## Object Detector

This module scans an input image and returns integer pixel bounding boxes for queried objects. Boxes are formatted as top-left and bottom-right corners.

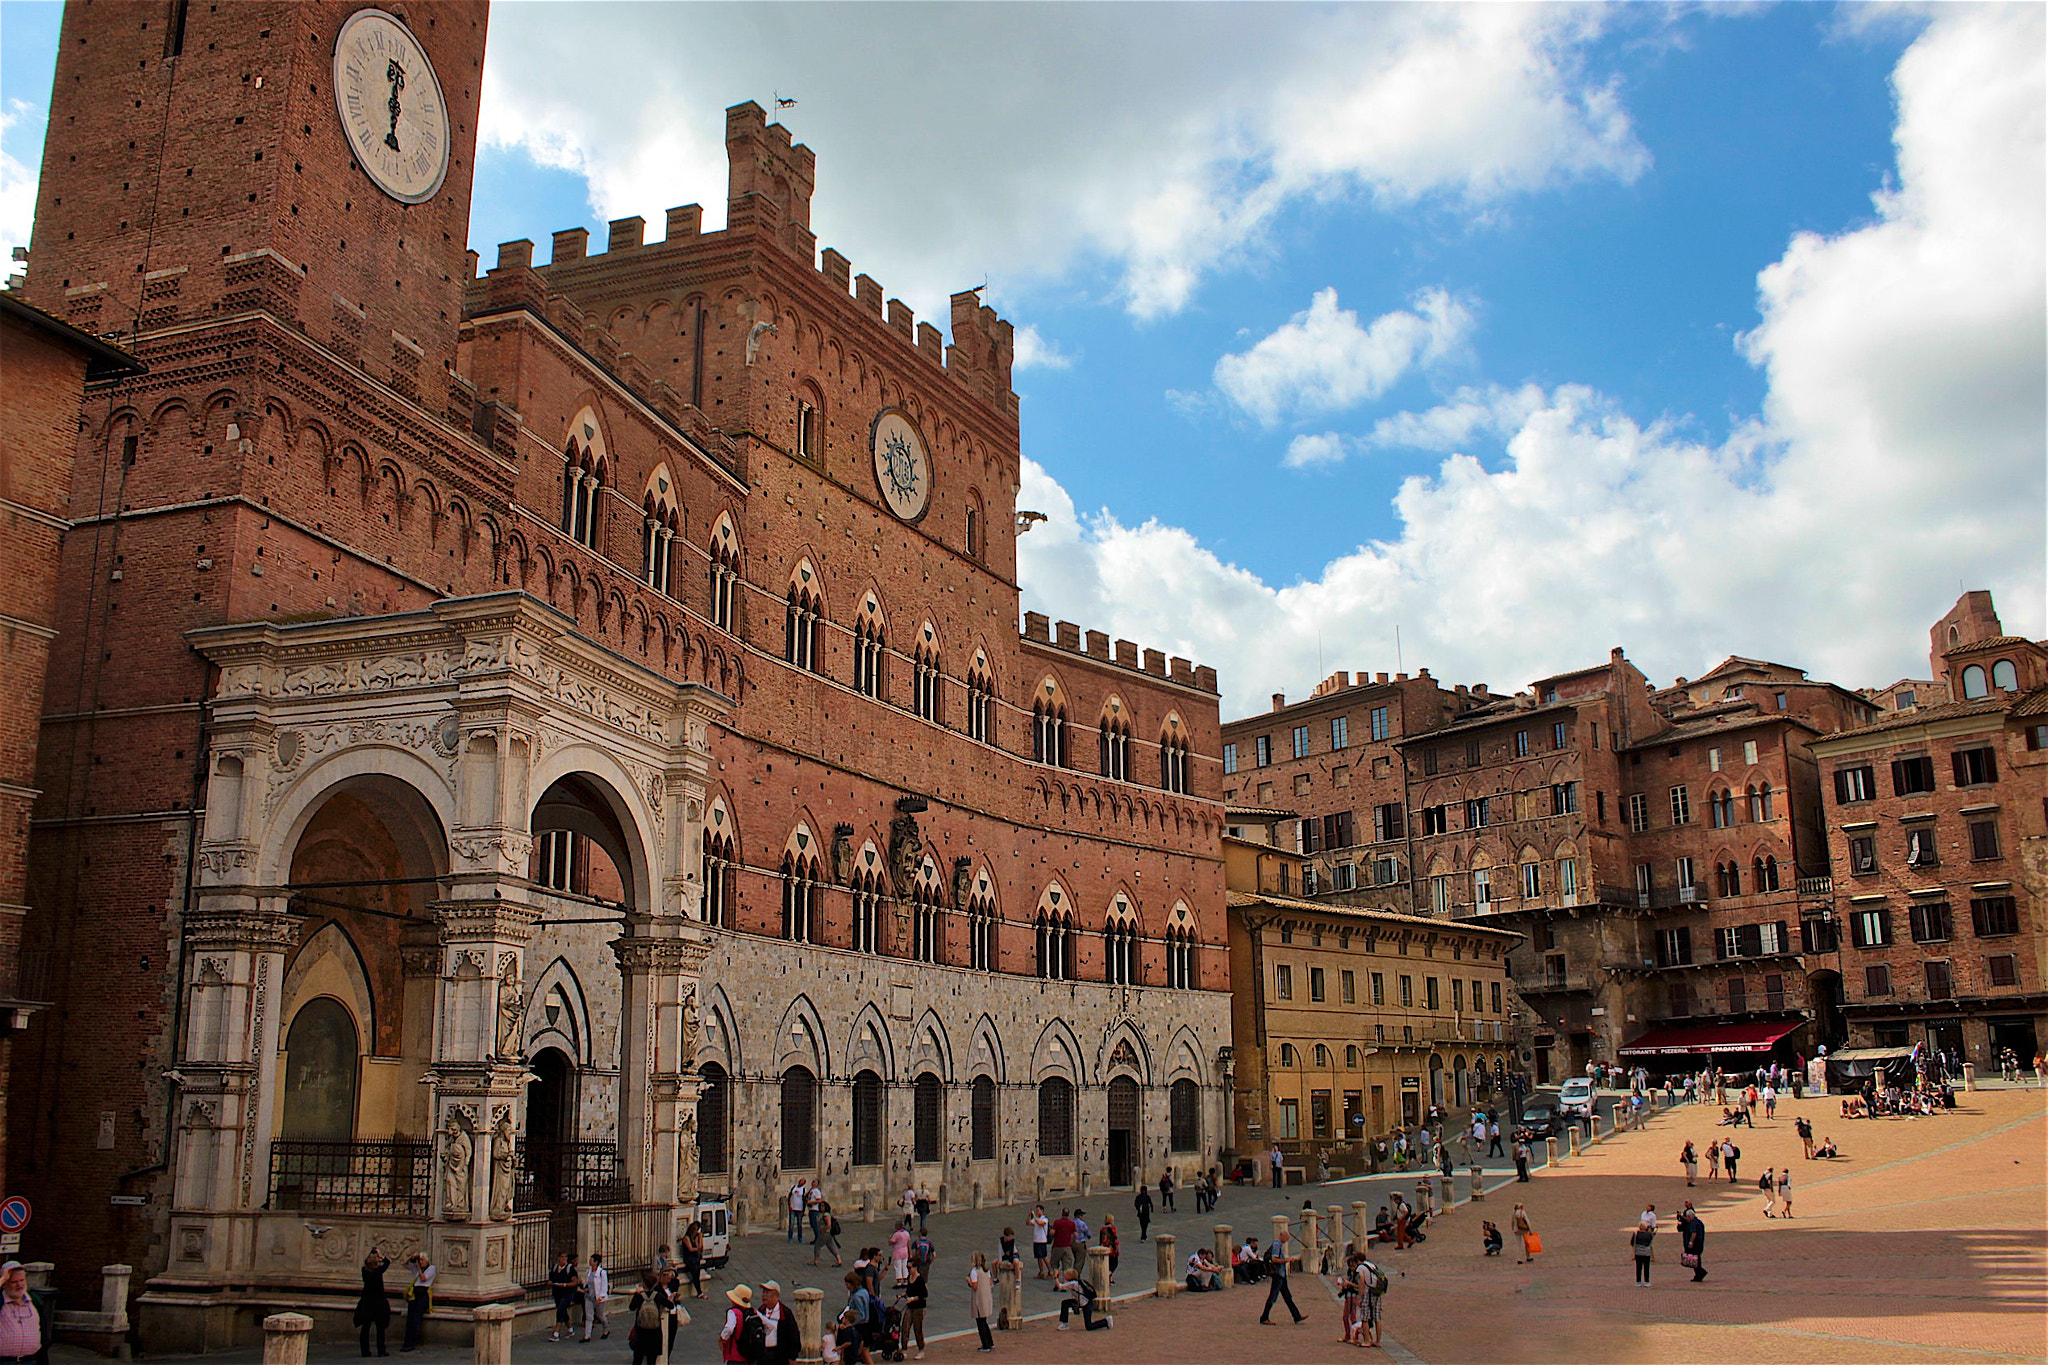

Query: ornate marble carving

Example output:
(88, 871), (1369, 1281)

(440, 1112), (474, 1218)
(495, 958), (525, 1059)
(488, 1109), (517, 1221)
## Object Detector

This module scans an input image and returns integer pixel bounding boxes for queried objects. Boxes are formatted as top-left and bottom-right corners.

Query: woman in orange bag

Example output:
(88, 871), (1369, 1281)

(1512, 1204), (1542, 1263)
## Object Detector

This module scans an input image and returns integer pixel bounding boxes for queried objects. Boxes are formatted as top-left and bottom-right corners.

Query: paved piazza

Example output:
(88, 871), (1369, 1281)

(915, 1086), (2048, 1365)
(56, 1085), (2044, 1364)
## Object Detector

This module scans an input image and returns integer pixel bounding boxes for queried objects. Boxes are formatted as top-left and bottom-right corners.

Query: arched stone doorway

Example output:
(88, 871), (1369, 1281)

(1106, 1076), (1140, 1187)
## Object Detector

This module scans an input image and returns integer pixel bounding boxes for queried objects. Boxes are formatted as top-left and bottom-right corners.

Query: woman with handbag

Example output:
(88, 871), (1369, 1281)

(1511, 1204), (1541, 1263)
(812, 1198), (844, 1268)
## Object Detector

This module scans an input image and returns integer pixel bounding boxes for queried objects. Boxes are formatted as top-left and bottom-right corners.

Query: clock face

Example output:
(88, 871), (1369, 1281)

(332, 10), (451, 205)
(871, 409), (931, 523)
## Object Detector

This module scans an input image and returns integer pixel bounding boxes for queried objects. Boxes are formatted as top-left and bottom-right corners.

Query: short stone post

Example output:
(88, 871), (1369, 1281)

(1300, 1208), (1320, 1273)
(1612, 1102), (1627, 1133)
(1469, 1166), (1486, 1201)
(997, 1258), (1023, 1329)
(20, 1264), (51, 1292)
(1270, 1214), (1290, 1268)
(1154, 1233), (1178, 1298)
(1326, 1206), (1345, 1257)
(1085, 1245), (1112, 1301)
(793, 1287), (824, 1365)
(1213, 1225), (1233, 1291)
(1437, 1173), (1454, 1212)
(100, 1264), (134, 1331)
(1963, 1063), (1978, 1091)
(1545, 1136), (1559, 1167)
(1352, 1201), (1371, 1250)
(261, 1313), (312, 1365)
(1568, 1126), (1582, 1157)
(472, 1304), (515, 1365)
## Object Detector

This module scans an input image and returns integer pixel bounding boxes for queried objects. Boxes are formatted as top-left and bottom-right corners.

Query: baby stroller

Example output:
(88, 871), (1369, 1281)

(866, 1301), (906, 1362)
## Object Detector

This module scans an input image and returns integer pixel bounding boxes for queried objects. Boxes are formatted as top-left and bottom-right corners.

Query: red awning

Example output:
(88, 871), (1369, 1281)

(1617, 1020), (1800, 1058)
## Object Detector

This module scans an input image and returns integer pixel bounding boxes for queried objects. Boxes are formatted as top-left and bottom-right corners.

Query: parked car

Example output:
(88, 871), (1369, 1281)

(1557, 1077), (1596, 1117)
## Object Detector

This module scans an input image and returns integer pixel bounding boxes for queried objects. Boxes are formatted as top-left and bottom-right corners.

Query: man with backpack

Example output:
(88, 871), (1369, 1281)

(627, 1272), (675, 1365)
(1723, 1140), (1741, 1184)
(1053, 1266), (1110, 1331)
(1257, 1228), (1306, 1325)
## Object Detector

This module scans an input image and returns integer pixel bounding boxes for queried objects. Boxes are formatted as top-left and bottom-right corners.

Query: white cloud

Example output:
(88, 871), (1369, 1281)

(1214, 288), (1474, 427)
(475, 4), (1646, 325)
(1366, 383), (1548, 453)
(1283, 433), (1351, 470)
(0, 100), (40, 271)
(1021, 5), (2044, 716)
(1011, 324), (1075, 373)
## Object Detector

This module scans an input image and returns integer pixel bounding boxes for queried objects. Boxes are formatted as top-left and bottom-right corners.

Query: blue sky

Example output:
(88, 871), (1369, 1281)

(3, 3), (2040, 714)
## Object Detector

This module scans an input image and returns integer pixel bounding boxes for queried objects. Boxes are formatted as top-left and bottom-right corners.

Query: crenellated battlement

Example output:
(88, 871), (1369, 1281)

(463, 102), (1017, 421)
(1021, 611), (1219, 695)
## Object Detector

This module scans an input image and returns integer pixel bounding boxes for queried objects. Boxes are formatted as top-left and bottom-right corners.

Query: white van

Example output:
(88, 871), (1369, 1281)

(691, 1198), (732, 1269)
(1557, 1077), (1596, 1117)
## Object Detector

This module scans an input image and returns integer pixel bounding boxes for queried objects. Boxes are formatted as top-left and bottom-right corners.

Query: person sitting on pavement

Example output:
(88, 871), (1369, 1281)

(1234, 1239), (1265, 1283)
(1482, 1221), (1504, 1256)
(1814, 1136), (1840, 1158)
(1185, 1248), (1224, 1292)
(1372, 1207), (1396, 1245)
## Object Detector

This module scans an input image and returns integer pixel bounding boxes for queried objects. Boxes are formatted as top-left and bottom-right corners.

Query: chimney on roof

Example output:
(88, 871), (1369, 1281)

(1271, 693), (1286, 712)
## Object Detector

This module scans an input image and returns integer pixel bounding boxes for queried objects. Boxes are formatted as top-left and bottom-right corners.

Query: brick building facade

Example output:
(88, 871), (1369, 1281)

(11, 0), (1228, 1346)
(1811, 598), (2047, 1065)
(0, 294), (142, 1185)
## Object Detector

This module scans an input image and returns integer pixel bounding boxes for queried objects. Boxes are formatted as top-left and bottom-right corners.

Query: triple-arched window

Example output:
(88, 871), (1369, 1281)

(786, 579), (823, 673)
(1103, 898), (1141, 986)
(1036, 908), (1075, 981)
(561, 434), (605, 551)
(641, 469), (679, 594)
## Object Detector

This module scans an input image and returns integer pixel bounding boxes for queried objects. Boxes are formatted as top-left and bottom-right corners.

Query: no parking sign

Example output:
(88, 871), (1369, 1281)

(0, 1197), (29, 1233)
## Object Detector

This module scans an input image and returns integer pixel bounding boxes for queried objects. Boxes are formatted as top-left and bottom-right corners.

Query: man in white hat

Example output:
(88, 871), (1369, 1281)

(757, 1282), (797, 1362)
(0, 1263), (40, 1365)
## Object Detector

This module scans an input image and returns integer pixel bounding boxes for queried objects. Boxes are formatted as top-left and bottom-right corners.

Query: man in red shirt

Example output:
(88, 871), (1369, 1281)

(1050, 1210), (1078, 1279)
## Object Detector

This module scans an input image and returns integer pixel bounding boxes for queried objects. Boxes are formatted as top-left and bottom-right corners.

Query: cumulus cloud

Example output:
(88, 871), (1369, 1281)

(1283, 433), (1351, 470)
(476, 4), (1646, 325)
(0, 100), (40, 270)
(1214, 288), (1474, 427)
(1012, 324), (1075, 373)
(1022, 5), (2044, 716)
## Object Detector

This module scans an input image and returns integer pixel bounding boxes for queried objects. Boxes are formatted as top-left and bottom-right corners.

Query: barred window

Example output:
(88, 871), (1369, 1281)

(971, 1076), (997, 1161)
(1166, 1079), (1199, 1154)
(780, 1067), (817, 1170)
(913, 1074), (943, 1165)
(696, 1063), (729, 1174)
(1037, 1077), (1074, 1158)
(851, 1070), (884, 1167)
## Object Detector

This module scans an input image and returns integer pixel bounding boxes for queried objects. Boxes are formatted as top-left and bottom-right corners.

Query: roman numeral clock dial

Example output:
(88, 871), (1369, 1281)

(333, 9), (450, 204)
(871, 409), (932, 524)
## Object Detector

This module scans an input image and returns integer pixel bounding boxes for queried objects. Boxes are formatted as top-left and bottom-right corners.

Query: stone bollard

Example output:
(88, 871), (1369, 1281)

(1326, 1207), (1345, 1259)
(261, 1313), (312, 1365)
(100, 1264), (134, 1331)
(1545, 1136), (1558, 1167)
(1352, 1202), (1371, 1252)
(1155, 1233), (1178, 1298)
(1612, 1102), (1627, 1134)
(1470, 1166), (1486, 1201)
(1437, 1173), (1454, 1212)
(1086, 1245), (1113, 1302)
(793, 1287), (824, 1365)
(1301, 1209), (1320, 1274)
(1270, 1214), (1291, 1269)
(1963, 1063), (1978, 1092)
(1213, 1226), (1233, 1292)
(997, 1258), (1023, 1330)
(472, 1304), (515, 1365)
(1568, 1126), (1583, 1157)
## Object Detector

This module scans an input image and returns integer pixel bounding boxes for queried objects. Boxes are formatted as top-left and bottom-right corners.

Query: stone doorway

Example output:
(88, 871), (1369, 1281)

(1106, 1076), (1139, 1187)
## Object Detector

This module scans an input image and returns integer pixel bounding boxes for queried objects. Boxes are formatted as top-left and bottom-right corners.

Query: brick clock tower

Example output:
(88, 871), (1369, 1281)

(15, 0), (490, 1325)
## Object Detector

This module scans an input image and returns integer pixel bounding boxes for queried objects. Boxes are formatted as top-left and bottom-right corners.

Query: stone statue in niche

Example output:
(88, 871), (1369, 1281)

(678, 1108), (699, 1189)
(888, 812), (923, 897)
(495, 958), (525, 1059)
(952, 857), (973, 908)
(488, 1109), (517, 1221)
(440, 1112), (474, 1218)
(679, 988), (701, 1070)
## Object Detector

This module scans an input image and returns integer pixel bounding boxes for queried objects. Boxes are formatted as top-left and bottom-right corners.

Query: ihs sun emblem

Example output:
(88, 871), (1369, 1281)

(882, 431), (921, 499)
